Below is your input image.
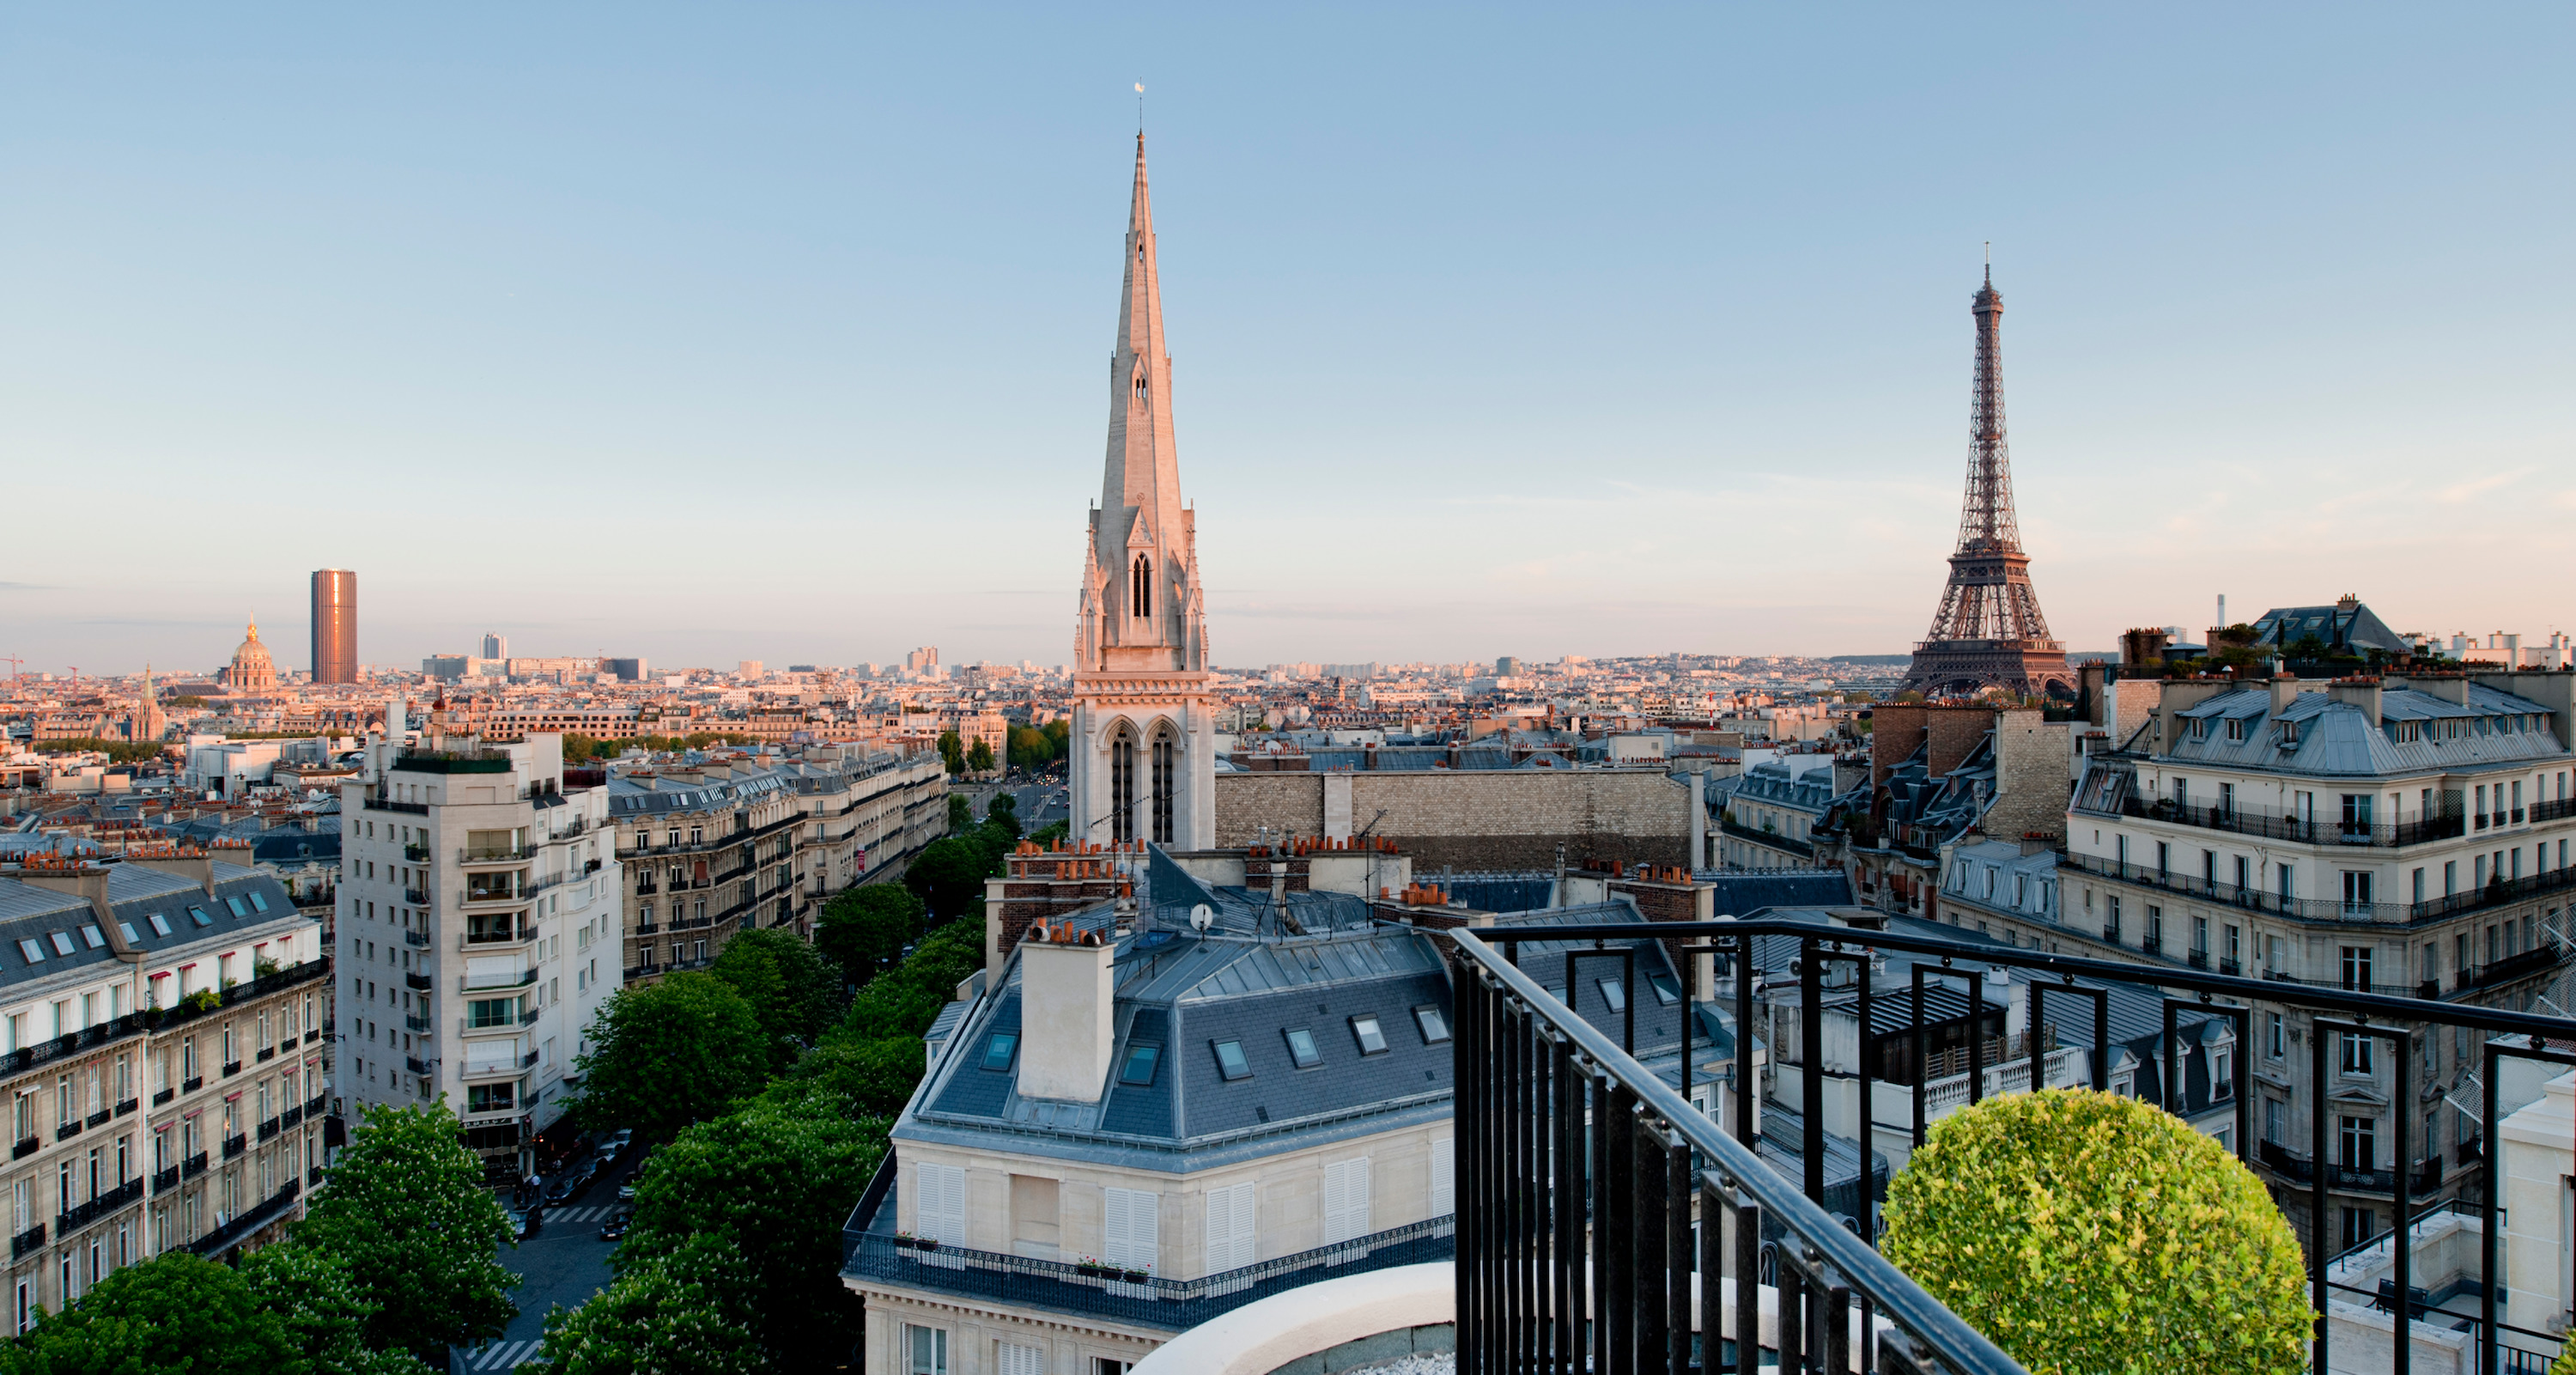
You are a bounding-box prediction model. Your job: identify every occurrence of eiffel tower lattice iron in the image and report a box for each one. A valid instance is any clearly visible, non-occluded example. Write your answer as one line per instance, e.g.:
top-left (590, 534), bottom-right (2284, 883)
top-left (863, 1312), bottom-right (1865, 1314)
top-left (1900, 267), bottom-right (2076, 700)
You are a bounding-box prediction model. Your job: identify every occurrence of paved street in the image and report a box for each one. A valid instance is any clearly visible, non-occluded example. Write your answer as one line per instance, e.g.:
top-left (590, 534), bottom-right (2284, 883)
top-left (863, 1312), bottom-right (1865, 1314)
top-left (448, 1157), bottom-right (639, 1373)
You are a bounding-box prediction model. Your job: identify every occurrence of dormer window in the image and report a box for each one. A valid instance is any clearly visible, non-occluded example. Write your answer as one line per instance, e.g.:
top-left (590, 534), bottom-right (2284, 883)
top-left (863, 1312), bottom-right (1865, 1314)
top-left (2225, 718), bottom-right (2246, 743)
top-left (2190, 717), bottom-right (2209, 740)
top-left (2280, 721), bottom-right (2300, 746)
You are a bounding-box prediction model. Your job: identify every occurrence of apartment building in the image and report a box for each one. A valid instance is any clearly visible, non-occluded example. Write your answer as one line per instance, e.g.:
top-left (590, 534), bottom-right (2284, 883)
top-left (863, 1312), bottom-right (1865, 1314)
top-left (337, 734), bottom-right (618, 1181)
top-left (846, 849), bottom-right (1737, 1373)
top-left (0, 853), bottom-right (328, 1330)
top-left (1714, 757), bottom-right (1836, 869)
top-left (1940, 670), bottom-right (2576, 1253)
top-left (605, 759), bottom-right (799, 983)
top-left (778, 747), bottom-right (947, 921)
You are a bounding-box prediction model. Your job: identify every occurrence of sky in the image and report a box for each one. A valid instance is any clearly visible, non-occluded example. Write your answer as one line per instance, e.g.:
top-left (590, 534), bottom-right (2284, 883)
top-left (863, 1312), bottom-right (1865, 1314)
top-left (2, 5), bottom-right (2570, 677)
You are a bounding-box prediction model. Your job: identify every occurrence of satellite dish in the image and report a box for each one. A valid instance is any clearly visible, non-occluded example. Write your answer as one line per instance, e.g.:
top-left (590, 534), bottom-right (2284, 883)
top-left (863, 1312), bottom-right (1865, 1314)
top-left (1190, 903), bottom-right (1214, 933)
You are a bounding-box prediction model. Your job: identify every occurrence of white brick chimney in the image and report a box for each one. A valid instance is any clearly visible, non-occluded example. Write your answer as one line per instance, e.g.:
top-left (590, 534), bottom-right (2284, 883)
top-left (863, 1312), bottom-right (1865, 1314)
top-left (1018, 925), bottom-right (1117, 1102)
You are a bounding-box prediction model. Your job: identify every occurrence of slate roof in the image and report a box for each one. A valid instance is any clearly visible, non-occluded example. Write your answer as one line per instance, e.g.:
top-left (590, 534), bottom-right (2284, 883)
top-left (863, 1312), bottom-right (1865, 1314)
top-left (0, 861), bottom-right (306, 993)
top-left (2250, 601), bottom-right (2409, 655)
top-left (2157, 684), bottom-right (2568, 777)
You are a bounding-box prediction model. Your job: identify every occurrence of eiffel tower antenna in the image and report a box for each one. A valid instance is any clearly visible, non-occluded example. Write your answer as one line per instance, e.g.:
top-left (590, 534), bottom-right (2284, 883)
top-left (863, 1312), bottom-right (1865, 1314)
top-left (1899, 264), bottom-right (2074, 701)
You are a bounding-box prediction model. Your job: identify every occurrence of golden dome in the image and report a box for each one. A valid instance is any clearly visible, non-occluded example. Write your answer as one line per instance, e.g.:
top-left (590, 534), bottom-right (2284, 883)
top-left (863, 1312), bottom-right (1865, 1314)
top-left (227, 618), bottom-right (278, 690)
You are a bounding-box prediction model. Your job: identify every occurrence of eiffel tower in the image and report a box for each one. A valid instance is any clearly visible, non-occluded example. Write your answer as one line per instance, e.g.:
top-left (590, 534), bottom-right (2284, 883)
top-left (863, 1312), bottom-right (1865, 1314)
top-left (1899, 267), bottom-right (2075, 700)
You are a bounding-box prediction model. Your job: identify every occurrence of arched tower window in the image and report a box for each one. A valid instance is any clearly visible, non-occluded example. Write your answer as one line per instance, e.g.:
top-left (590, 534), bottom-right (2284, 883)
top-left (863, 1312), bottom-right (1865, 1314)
top-left (1150, 726), bottom-right (1176, 845)
top-left (1110, 724), bottom-right (1137, 844)
top-left (1132, 556), bottom-right (1152, 620)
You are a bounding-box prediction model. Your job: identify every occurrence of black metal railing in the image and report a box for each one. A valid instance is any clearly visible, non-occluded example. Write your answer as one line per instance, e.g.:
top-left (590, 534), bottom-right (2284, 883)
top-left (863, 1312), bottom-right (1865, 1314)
top-left (2087, 794), bottom-right (2467, 848)
top-left (2066, 849), bottom-right (2576, 928)
top-left (151, 1165), bottom-right (179, 1195)
top-left (1456, 917), bottom-right (2576, 1375)
top-left (58, 1178), bottom-right (143, 1234)
top-left (184, 1178), bottom-right (301, 1257)
top-left (9, 1225), bottom-right (42, 1261)
top-left (1718, 816), bottom-right (1816, 860)
top-left (842, 1198), bottom-right (1453, 1334)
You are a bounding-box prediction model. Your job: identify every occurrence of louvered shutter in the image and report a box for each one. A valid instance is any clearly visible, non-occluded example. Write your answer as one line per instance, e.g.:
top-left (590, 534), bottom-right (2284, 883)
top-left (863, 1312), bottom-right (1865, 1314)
top-left (1103, 1187), bottom-right (1158, 1272)
top-left (1322, 1157), bottom-right (1371, 1244)
top-left (994, 1340), bottom-right (1045, 1375)
top-left (1431, 1138), bottom-right (1455, 1218)
top-left (915, 1162), bottom-right (966, 1245)
top-left (1205, 1181), bottom-right (1256, 1271)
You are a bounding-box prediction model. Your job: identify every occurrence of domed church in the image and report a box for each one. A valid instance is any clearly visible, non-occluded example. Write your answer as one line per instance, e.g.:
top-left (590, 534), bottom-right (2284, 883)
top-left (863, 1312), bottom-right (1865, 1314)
top-left (222, 617), bottom-right (280, 691)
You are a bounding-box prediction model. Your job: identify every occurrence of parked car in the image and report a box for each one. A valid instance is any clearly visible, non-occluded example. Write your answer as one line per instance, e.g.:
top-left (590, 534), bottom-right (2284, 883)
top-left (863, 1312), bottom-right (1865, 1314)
top-left (616, 1179), bottom-right (636, 1203)
top-left (605, 1128), bottom-right (635, 1156)
top-left (598, 1212), bottom-right (631, 1241)
top-left (506, 1207), bottom-right (532, 1240)
top-left (544, 1176), bottom-right (580, 1207)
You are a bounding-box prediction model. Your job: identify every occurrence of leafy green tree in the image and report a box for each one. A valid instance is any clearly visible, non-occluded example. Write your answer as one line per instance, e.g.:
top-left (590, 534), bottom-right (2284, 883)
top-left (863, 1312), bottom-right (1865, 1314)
top-left (904, 836), bottom-right (991, 922)
top-left (568, 973), bottom-right (769, 1141)
top-left (1042, 718), bottom-right (1070, 756)
top-left (240, 1241), bottom-right (437, 1375)
top-left (965, 737), bottom-right (995, 772)
top-left (708, 929), bottom-right (841, 1069)
top-left (0, 1252), bottom-right (295, 1374)
top-left (839, 920), bottom-right (985, 1043)
top-left (1881, 1089), bottom-right (2306, 1375)
top-left (944, 792), bottom-right (972, 832)
top-left (537, 1234), bottom-right (765, 1375)
top-left (1006, 726), bottom-right (1060, 770)
top-left (937, 730), bottom-right (964, 776)
top-left (1028, 820), bottom-right (1069, 849)
top-left (770, 1037), bottom-right (923, 1119)
top-left (290, 1101), bottom-right (519, 1361)
top-left (814, 885), bottom-right (924, 985)
top-left (618, 1098), bottom-right (888, 1368)
top-left (983, 792), bottom-right (1021, 842)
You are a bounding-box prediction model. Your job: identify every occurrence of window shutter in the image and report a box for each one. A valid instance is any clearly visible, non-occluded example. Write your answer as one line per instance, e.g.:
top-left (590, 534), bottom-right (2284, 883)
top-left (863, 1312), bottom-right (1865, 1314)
top-left (1205, 1181), bottom-right (1256, 1271)
top-left (994, 1341), bottom-right (1045, 1375)
top-left (916, 1163), bottom-right (966, 1246)
top-left (1103, 1188), bottom-right (1157, 1271)
top-left (1323, 1158), bottom-right (1371, 1244)
top-left (1431, 1139), bottom-right (1454, 1218)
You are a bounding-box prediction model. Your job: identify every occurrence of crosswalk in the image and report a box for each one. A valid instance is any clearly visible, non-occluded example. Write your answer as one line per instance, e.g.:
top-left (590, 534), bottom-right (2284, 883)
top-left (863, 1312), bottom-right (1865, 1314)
top-left (536, 1204), bottom-right (624, 1224)
top-left (460, 1337), bottom-right (546, 1371)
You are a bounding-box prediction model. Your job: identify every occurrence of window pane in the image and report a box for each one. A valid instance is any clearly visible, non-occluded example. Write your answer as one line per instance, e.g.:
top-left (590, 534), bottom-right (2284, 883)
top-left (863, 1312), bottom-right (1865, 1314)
top-left (1351, 1016), bottom-right (1388, 1056)
top-left (1413, 1007), bottom-right (1449, 1043)
top-left (1212, 1040), bottom-right (1251, 1080)
top-left (1599, 979), bottom-right (1626, 1013)
top-left (980, 1033), bottom-right (1018, 1072)
top-left (1284, 1028), bottom-right (1321, 1068)
top-left (1119, 1043), bottom-right (1160, 1086)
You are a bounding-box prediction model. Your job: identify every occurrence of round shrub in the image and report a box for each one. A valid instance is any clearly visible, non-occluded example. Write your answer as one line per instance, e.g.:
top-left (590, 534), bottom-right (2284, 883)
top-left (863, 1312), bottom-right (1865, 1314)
top-left (1880, 1088), bottom-right (2308, 1375)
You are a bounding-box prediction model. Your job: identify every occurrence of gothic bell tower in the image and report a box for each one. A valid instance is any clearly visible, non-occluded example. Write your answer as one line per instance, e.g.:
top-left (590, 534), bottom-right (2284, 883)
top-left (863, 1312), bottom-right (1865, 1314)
top-left (1070, 135), bottom-right (1217, 849)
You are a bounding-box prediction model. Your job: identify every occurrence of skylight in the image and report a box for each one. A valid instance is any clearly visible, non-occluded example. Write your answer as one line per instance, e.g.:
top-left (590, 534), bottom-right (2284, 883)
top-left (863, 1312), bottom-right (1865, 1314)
top-left (225, 896), bottom-right (249, 917)
top-left (1413, 1007), bottom-right (1450, 1043)
top-left (79, 927), bottom-right (105, 950)
top-left (1284, 1027), bottom-right (1321, 1068)
top-left (980, 1031), bottom-right (1018, 1072)
top-left (46, 933), bottom-right (76, 958)
top-left (148, 915), bottom-right (173, 937)
top-left (248, 891), bottom-right (270, 913)
top-left (1120, 1043), bottom-right (1161, 1086)
top-left (1598, 979), bottom-right (1626, 1013)
top-left (1212, 1039), bottom-right (1252, 1080)
top-left (1351, 1015), bottom-right (1388, 1056)
top-left (187, 908), bottom-right (212, 928)
top-left (1649, 975), bottom-right (1680, 1006)
top-left (16, 940), bottom-right (41, 964)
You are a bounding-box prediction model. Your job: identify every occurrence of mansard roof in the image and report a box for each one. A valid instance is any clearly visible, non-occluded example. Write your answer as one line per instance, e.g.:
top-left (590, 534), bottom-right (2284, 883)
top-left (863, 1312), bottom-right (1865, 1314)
top-left (2159, 684), bottom-right (2568, 777)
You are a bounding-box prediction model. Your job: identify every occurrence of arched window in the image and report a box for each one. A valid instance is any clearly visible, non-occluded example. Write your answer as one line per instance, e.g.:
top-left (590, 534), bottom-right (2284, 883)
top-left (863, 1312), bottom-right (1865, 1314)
top-left (1151, 727), bottom-right (1176, 845)
top-left (1109, 725), bottom-right (1137, 844)
top-left (1132, 556), bottom-right (1152, 620)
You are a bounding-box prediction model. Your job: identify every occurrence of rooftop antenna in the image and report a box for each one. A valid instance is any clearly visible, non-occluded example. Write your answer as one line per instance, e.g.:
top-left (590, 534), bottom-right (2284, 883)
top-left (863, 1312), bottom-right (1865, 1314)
top-left (1134, 82), bottom-right (1145, 135)
top-left (1984, 240), bottom-right (1991, 286)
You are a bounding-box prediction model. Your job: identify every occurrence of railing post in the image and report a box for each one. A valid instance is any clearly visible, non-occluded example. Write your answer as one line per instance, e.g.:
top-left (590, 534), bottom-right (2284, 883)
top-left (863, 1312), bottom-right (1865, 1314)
top-left (2395, 1027), bottom-right (2414, 1375)
top-left (1733, 1189), bottom-right (1761, 1375)
top-left (1735, 936), bottom-right (1756, 1147)
top-left (1801, 937), bottom-right (1825, 1206)
top-left (2312, 1014), bottom-right (2331, 1375)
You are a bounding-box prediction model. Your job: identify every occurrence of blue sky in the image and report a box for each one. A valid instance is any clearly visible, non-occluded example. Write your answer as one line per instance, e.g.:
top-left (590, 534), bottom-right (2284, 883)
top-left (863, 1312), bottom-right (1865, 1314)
top-left (2, 5), bottom-right (2569, 675)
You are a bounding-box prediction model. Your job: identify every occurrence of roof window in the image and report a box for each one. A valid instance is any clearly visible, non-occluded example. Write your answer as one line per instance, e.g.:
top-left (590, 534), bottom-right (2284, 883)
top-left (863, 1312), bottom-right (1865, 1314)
top-left (1284, 1027), bottom-right (1321, 1068)
top-left (1350, 1015), bottom-right (1388, 1056)
top-left (147, 915), bottom-right (173, 937)
top-left (46, 933), bottom-right (75, 958)
top-left (2225, 718), bottom-right (2245, 743)
top-left (1212, 1039), bottom-right (1253, 1080)
top-left (16, 940), bottom-right (41, 965)
top-left (1598, 979), bottom-right (1627, 1014)
top-left (79, 927), bottom-right (104, 950)
top-left (1413, 1007), bottom-right (1450, 1043)
top-left (248, 891), bottom-right (270, 913)
top-left (117, 924), bottom-right (139, 944)
top-left (187, 907), bottom-right (212, 928)
top-left (1119, 1043), bottom-right (1161, 1086)
top-left (979, 1031), bottom-right (1018, 1072)
top-left (224, 896), bottom-right (249, 917)
top-left (1649, 975), bottom-right (1680, 1006)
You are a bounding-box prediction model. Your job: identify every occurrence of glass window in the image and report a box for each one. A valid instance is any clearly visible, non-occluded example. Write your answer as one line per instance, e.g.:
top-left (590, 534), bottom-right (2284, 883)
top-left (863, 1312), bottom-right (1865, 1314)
top-left (1648, 975), bottom-right (1680, 1006)
top-left (187, 908), bottom-right (212, 928)
top-left (46, 934), bottom-right (74, 958)
top-left (224, 897), bottom-right (248, 917)
top-left (979, 1032), bottom-right (1018, 1073)
top-left (1118, 1043), bottom-right (1159, 1086)
top-left (247, 891), bottom-right (270, 913)
top-left (15, 941), bottom-right (40, 965)
top-left (1212, 1039), bottom-right (1251, 1080)
top-left (1598, 980), bottom-right (1626, 1013)
top-left (1284, 1028), bottom-right (1321, 1068)
top-left (78, 928), bottom-right (104, 951)
top-left (1350, 1016), bottom-right (1388, 1056)
top-left (1413, 1007), bottom-right (1450, 1043)
top-left (146, 915), bottom-right (171, 937)
top-left (903, 1324), bottom-right (949, 1375)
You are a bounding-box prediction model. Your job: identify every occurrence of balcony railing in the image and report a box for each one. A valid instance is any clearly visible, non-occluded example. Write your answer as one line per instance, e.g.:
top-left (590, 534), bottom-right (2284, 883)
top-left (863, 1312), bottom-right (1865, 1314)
top-left (1718, 816), bottom-right (1816, 860)
top-left (2066, 849), bottom-right (2576, 926)
top-left (57, 1178), bottom-right (143, 1235)
top-left (1456, 915), bottom-right (2576, 1375)
top-left (9, 1225), bottom-right (42, 1262)
top-left (2085, 794), bottom-right (2466, 849)
top-left (184, 1178), bottom-right (301, 1258)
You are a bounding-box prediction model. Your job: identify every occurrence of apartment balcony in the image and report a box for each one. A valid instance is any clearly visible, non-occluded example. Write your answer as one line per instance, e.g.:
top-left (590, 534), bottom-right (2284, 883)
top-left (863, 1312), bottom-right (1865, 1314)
top-left (404, 971), bottom-right (434, 991)
top-left (222, 1134), bottom-right (246, 1159)
top-left (2085, 794), bottom-right (2467, 849)
top-left (402, 929), bottom-right (431, 948)
top-left (2065, 850), bottom-right (2576, 927)
top-left (58, 1178), bottom-right (144, 1235)
top-left (180, 1151), bottom-right (209, 1180)
top-left (1718, 816), bottom-right (1816, 860)
top-left (151, 1165), bottom-right (179, 1196)
top-left (402, 843), bottom-right (430, 862)
top-left (185, 1179), bottom-right (301, 1259)
top-left (458, 845), bottom-right (537, 866)
top-left (405, 1013), bottom-right (432, 1032)
top-left (2464, 946), bottom-right (2561, 991)
top-left (459, 969), bottom-right (538, 994)
top-left (9, 1226), bottom-right (42, 1262)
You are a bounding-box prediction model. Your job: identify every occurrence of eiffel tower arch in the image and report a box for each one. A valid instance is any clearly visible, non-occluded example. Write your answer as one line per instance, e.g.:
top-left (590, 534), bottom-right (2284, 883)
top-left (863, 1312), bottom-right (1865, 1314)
top-left (1901, 267), bottom-right (2076, 701)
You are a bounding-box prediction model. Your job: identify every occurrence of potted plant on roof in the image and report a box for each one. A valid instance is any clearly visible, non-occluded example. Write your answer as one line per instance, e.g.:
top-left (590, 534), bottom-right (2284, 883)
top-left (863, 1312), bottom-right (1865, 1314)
top-left (1074, 1253), bottom-right (1110, 1279)
top-left (1120, 1260), bottom-right (1151, 1285)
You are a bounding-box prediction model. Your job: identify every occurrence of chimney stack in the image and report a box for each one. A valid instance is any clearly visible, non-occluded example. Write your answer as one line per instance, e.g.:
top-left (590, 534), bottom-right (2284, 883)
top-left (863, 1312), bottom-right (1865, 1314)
top-left (1017, 924), bottom-right (1117, 1101)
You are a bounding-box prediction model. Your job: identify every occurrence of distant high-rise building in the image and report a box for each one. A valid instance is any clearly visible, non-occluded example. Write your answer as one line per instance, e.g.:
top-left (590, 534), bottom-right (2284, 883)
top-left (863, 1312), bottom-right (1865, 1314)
top-left (599, 657), bottom-right (647, 682)
top-left (905, 647), bottom-right (940, 673)
top-left (481, 632), bottom-right (507, 660)
top-left (310, 569), bottom-right (357, 684)
top-left (1495, 656), bottom-right (1522, 677)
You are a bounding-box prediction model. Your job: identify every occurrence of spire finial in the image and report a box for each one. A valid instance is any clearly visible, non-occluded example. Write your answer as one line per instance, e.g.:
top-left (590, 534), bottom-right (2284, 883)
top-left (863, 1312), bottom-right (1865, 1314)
top-left (1135, 82), bottom-right (1144, 137)
top-left (1984, 240), bottom-right (1991, 286)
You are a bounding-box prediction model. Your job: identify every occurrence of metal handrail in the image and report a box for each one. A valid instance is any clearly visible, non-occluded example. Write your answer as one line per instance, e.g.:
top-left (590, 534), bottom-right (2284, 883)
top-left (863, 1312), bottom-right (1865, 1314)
top-left (1449, 928), bottom-right (2026, 1375)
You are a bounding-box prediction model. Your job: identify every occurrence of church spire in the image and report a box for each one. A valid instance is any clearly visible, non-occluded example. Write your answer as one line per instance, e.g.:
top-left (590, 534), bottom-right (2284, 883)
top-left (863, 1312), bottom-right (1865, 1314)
top-left (1101, 133), bottom-right (1184, 545)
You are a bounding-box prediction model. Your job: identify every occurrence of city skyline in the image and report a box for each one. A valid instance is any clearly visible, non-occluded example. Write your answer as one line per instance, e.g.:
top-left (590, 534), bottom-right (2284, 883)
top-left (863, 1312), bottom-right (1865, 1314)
top-left (3, 7), bottom-right (2569, 673)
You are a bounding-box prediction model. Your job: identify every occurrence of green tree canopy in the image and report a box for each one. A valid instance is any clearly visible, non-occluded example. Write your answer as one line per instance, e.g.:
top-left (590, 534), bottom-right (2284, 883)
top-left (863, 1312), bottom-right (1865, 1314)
top-left (708, 929), bottom-right (841, 1070)
top-left (537, 1234), bottom-right (765, 1375)
top-left (987, 790), bottom-right (1018, 828)
top-left (768, 1036), bottom-right (923, 1119)
top-left (965, 737), bottom-right (995, 772)
top-left (568, 973), bottom-right (769, 1141)
top-left (814, 884), bottom-right (924, 986)
top-left (944, 792), bottom-right (972, 832)
top-left (289, 1101), bottom-right (519, 1360)
top-left (904, 835), bottom-right (992, 922)
top-left (617, 1098), bottom-right (888, 1368)
top-left (0, 1252), bottom-right (296, 1375)
top-left (1881, 1088), bottom-right (2306, 1375)
top-left (240, 1241), bottom-right (438, 1375)
top-left (1006, 726), bottom-right (1061, 770)
top-left (937, 730), bottom-right (964, 776)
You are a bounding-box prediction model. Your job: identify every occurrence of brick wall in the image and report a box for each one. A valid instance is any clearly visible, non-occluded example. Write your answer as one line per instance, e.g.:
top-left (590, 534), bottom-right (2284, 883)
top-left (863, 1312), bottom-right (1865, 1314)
top-left (1871, 704), bottom-right (1928, 786)
top-left (1215, 770), bottom-right (1692, 871)
top-left (1923, 705), bottom-right (1993, 781)
top-left (1984, 709), bottom-right (2072, 842)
